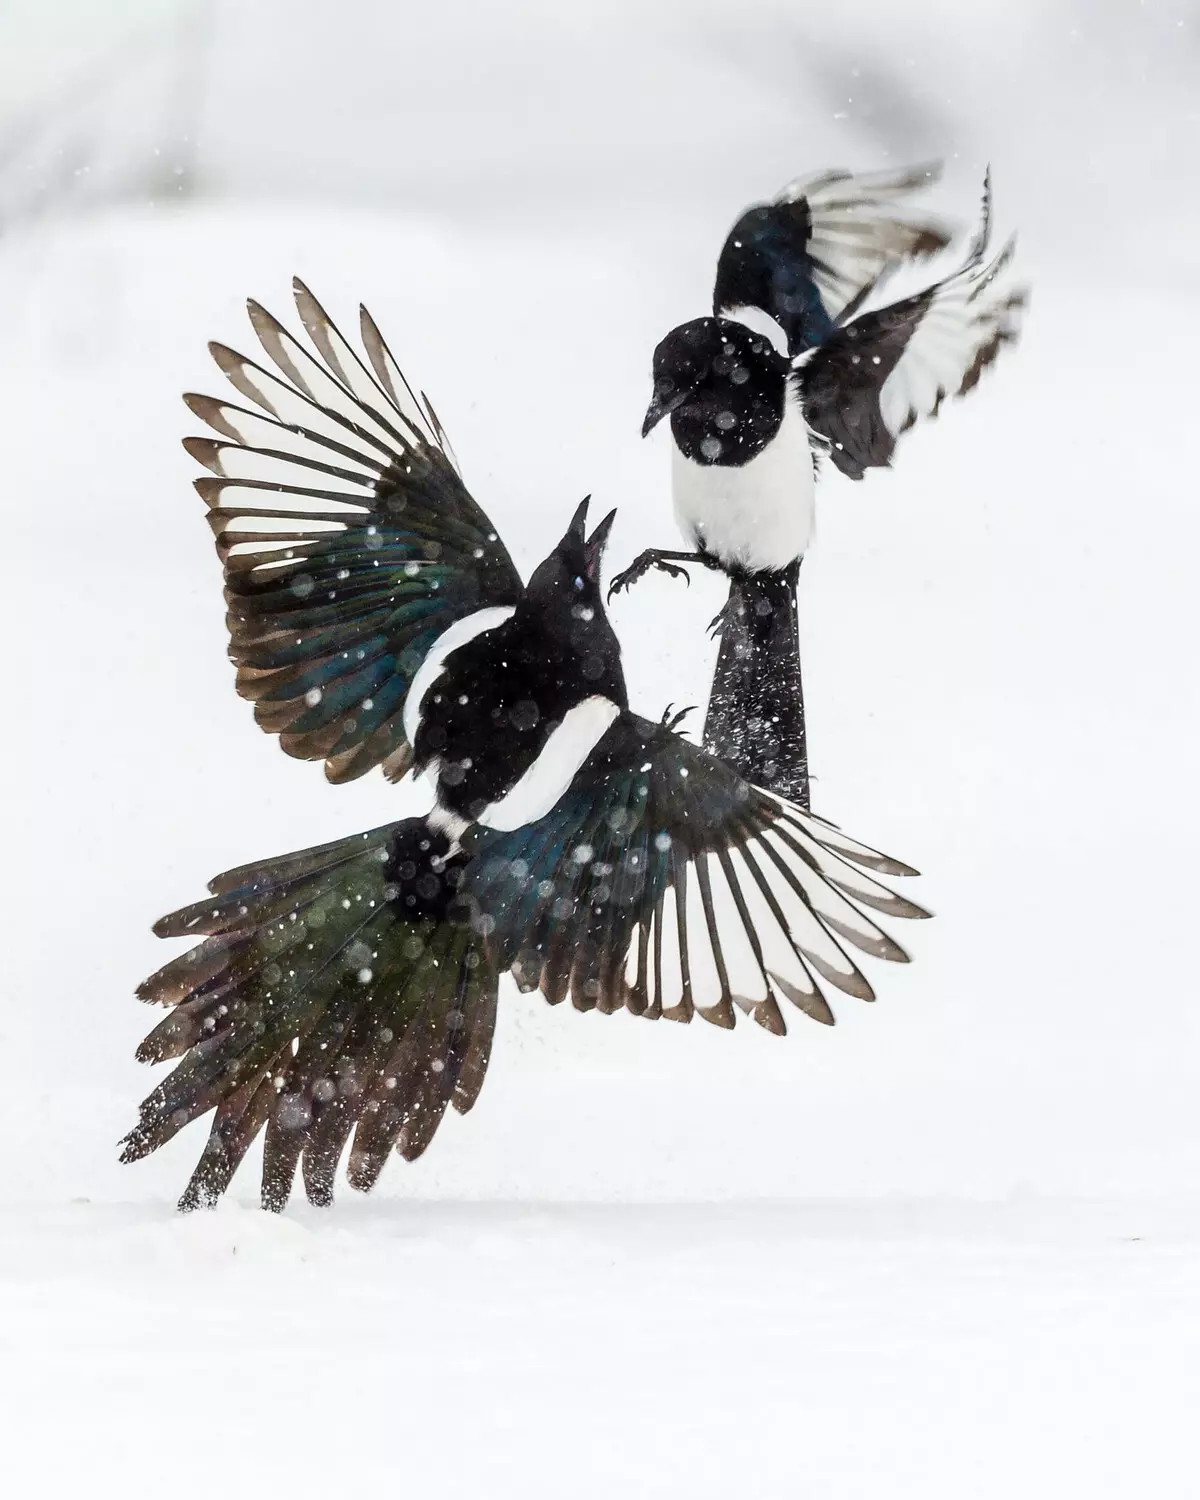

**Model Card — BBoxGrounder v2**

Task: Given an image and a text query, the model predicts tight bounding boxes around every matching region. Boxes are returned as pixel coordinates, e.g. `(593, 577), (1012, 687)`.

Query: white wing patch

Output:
(609, 784), (930, 1033)
(651, 798), (926, 1032)
(722, 303), (790, 356)
(477, 696), (621, 832)
(778, 161), (949, 323)
(879, 205), (1025, 441)
(402, 606), (517, 747)
(188, 279), (469, 587)
(724, 845), (834, 1025)
(655, 884), (686, 1019)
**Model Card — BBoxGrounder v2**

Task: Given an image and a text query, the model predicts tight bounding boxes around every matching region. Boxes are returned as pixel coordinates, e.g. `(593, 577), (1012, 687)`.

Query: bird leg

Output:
(606, 549), (720, 602)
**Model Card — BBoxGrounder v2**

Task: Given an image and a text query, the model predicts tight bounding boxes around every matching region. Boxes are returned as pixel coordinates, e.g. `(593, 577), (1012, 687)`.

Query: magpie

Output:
(610, 165), (1027, 810)
(121, 281), (930, 1211)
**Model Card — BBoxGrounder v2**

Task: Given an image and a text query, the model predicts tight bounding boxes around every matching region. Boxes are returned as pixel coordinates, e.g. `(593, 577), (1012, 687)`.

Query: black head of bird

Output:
(523, 495), (620, 661)
(642, 317), (790, 465)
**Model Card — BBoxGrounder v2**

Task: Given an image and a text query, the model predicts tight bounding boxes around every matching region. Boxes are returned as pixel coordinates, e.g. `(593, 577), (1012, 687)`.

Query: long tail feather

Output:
(123, 821), (498, 1210)
(703, 562), (809, 809)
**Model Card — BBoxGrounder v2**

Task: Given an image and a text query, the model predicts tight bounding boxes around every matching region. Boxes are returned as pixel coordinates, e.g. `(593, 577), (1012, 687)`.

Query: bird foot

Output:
(607, 550), (693, 602)
(661, 703), (698, 733)
(706, 595), (744, 639)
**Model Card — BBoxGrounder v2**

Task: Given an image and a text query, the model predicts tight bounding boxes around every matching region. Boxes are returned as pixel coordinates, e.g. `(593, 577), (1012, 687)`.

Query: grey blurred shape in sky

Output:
(1, 0), (1198, 268)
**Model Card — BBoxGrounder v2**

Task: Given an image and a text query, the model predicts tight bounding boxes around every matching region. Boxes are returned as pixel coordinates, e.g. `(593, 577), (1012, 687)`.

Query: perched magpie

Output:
(611, 164), (1027, 810)
(122, 282), (930, 1211)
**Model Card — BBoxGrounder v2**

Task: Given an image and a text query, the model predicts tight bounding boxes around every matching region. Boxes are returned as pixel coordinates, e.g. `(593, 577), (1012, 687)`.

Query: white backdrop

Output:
(1, 3), (1198, 1496)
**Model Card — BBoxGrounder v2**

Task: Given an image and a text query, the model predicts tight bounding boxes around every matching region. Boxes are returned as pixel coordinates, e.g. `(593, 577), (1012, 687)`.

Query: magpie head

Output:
(524, 498), (623, 678)
(643, 317), (790, 463)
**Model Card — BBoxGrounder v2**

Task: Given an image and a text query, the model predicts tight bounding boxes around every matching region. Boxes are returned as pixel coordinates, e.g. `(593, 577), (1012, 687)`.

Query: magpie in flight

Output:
(122, 282), (930, 1211)
(610, 164), (1027, 810)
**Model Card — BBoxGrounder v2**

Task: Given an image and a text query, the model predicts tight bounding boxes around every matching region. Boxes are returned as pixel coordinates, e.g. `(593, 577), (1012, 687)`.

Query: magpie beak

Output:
(641, 387), (689, 437)
(566, 494), (591, 544)
(585, 506), (617, 580)
(565, 496), (617, 580)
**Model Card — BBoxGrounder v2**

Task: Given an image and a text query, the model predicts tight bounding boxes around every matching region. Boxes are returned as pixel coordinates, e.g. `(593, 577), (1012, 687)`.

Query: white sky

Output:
(0, 0), (190, 117)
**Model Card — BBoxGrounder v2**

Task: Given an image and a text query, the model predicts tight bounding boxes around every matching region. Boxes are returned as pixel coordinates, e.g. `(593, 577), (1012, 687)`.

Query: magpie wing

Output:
(184, 280), (524, 783)
(713, 161), (953, 357)
(460, 714), (929, 1034)
(801, 175), (1028, 481)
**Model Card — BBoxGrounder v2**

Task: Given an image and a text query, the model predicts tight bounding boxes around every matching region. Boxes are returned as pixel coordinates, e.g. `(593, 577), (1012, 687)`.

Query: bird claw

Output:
(661, 703), (698, 733)
(707, 598), (738, 638)
(607, 552), (692, 602)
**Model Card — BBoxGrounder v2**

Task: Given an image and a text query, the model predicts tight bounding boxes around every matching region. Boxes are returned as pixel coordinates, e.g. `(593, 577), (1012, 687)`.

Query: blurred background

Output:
(1, 0), (1198, 1207)
(3, 0), (1198, 264)
(3, 0), (1198, 253)
(4, 6), (1200, 1497)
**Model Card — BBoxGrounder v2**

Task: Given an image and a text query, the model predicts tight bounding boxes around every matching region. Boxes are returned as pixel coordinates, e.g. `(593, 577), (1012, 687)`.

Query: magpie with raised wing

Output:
(610, 166), (1026, 810)
(122, 282), (929, 1212)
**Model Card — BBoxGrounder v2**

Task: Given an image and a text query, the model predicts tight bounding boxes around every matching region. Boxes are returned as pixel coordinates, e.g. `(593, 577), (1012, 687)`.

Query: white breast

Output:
(671, 391), (816, 573)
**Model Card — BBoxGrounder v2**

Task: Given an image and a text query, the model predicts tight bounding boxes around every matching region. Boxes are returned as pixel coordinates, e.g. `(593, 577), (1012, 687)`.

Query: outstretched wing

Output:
(801, 175), (1028, 481)
(460, 714), (929, 1034)
(184, 280), (524, 782)
(713, 161), (953, 357)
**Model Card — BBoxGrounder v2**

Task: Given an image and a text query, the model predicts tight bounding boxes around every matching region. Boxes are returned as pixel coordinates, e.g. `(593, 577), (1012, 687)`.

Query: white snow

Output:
(1, 1197), (1198, 1497)
(2, 1), (1200, 1494)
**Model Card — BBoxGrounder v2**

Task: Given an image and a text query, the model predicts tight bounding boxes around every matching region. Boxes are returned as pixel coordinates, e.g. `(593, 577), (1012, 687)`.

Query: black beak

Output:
(641, 387), (688, 438)
(584, 507), (617, 581)
(566, 495), (591, 545)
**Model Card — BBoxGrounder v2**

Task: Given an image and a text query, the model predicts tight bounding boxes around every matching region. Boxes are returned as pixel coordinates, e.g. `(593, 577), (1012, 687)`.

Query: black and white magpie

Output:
(122, 282), (930, 1211)
(610, 164), (1027, 810)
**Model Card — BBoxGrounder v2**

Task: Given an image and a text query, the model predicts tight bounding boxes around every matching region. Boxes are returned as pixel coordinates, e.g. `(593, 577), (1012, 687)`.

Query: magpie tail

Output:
(122, 819), (497, 1211)
(703, 563), (809, 809)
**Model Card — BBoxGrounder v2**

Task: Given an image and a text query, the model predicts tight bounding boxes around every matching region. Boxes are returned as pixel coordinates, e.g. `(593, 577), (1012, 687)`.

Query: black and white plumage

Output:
(799, 182), (1026, 479)
(124, 282), (930, 1211)
(713, 160), (953, 357)
(612, 165), (1027, 809)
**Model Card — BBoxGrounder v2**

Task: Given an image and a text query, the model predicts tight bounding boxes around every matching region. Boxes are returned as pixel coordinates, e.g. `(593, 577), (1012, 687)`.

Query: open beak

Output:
(584, 507), (617, 581)
(641, 387), (688, 438)
(566, 495), (592, 544)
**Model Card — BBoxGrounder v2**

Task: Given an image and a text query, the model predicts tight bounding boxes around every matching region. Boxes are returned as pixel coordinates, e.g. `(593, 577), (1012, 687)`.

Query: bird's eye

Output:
(573, 575), (586, 591)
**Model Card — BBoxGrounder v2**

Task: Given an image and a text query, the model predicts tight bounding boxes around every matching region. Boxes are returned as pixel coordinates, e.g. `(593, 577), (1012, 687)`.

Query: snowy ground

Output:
(4, 1197), (1198, 1498)
(3, 4), (1200, 1481)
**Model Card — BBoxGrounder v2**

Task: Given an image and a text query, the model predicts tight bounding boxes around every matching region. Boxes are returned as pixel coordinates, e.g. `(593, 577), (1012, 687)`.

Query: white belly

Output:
(671, 394), (816, 573)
